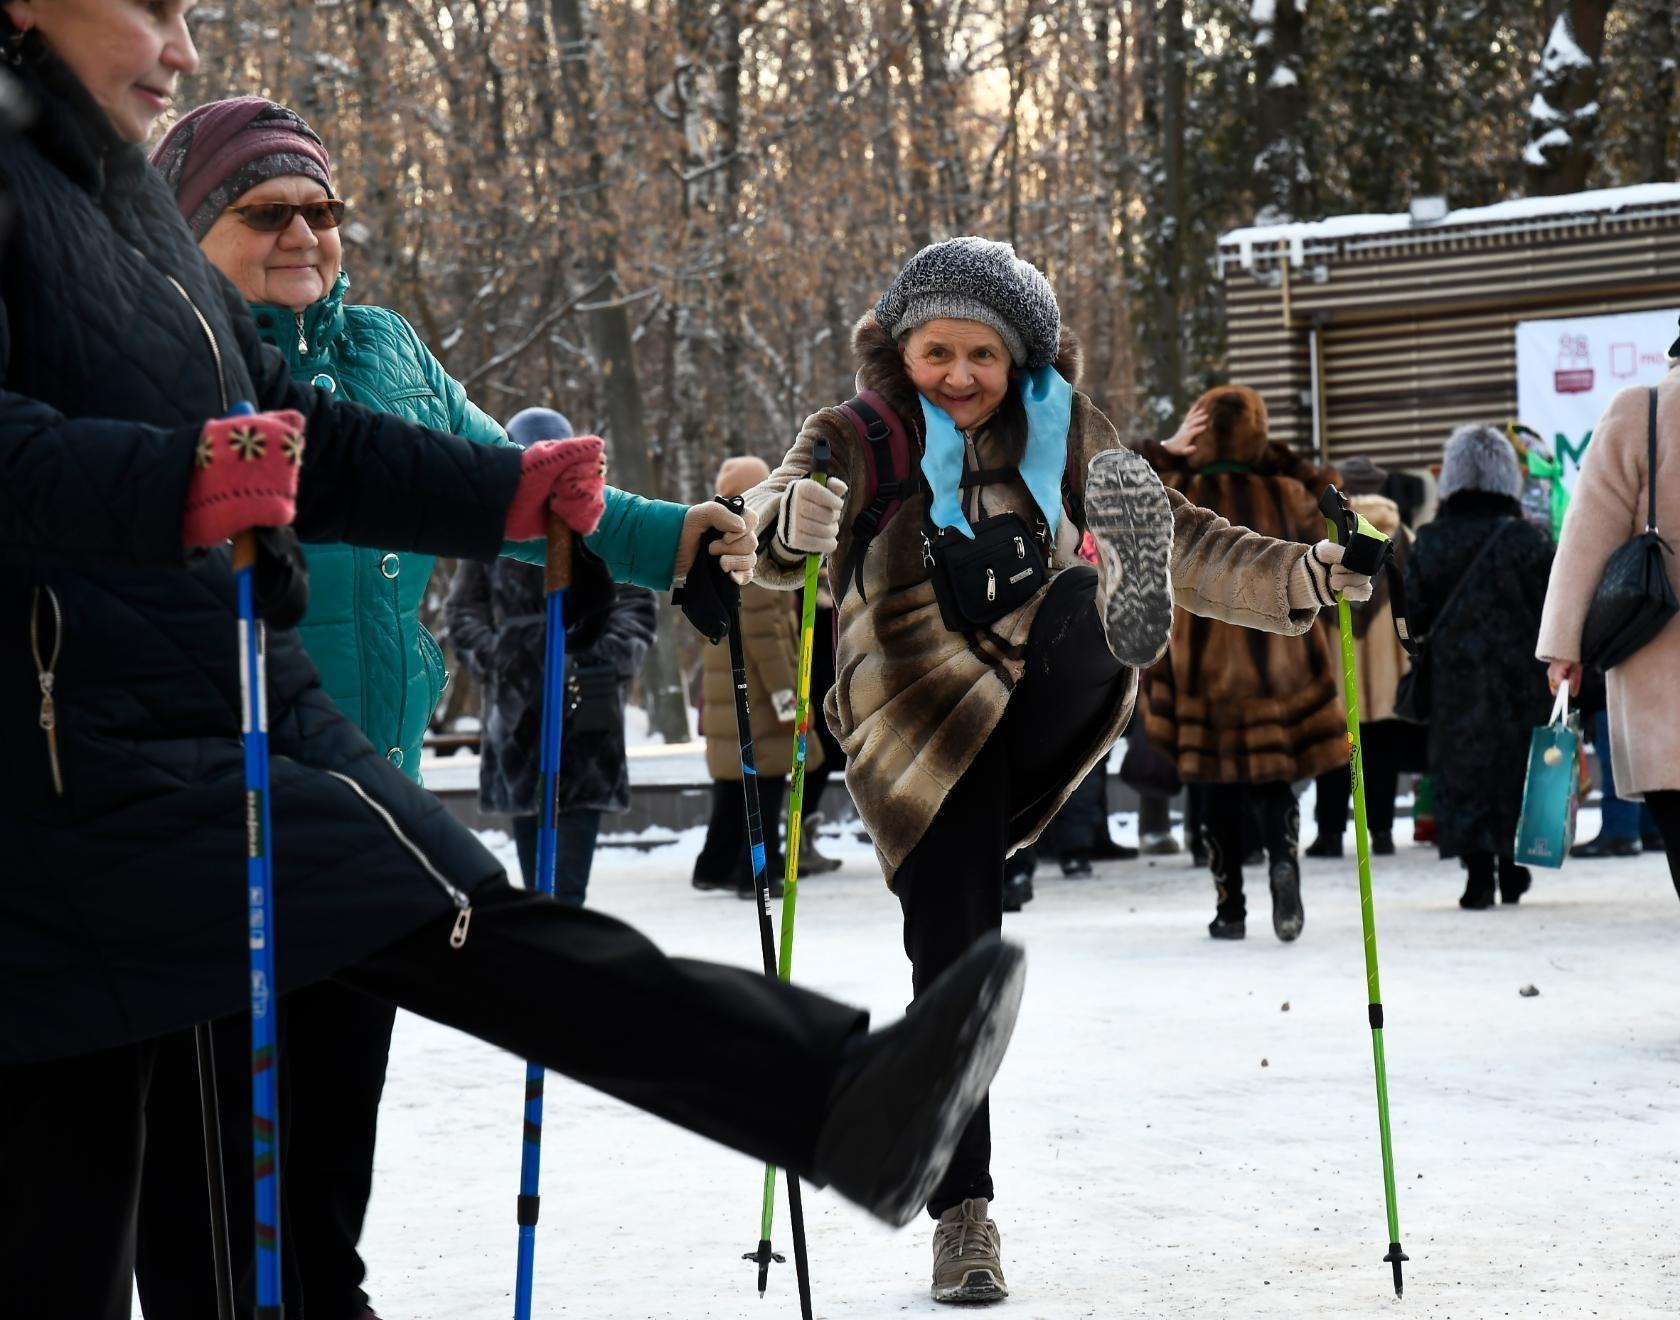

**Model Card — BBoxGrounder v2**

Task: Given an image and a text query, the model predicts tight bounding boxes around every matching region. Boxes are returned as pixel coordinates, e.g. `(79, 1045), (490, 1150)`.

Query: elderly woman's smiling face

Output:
(901, 319), (1013, 432)
(5, 0), (200, 144)
(199, 176), (343, 312)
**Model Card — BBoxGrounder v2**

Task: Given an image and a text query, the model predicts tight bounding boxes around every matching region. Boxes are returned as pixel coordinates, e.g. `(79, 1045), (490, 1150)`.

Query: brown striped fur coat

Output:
(1139, 385), (1348, 784)
(745, 327), (1322, 883)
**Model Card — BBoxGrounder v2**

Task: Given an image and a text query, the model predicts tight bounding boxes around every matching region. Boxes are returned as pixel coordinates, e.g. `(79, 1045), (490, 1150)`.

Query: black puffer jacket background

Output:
(445, 559), (657, 817)
(1403, 491), (1556, 859)
(0, 42), (526, 1063)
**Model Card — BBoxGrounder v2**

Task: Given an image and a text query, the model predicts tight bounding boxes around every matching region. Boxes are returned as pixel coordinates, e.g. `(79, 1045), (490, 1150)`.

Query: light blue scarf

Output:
(918, 365), (1072, 540)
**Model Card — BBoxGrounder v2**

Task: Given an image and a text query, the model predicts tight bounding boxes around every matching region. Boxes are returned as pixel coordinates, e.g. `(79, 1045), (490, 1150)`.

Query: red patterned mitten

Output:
(183, 410), (307, 548)
(505, 436), (607, 540)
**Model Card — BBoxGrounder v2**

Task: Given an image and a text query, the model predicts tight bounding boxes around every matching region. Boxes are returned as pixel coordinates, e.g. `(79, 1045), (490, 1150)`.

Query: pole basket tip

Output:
(1385, 1241), (1408, 1297)
(743, 1239), (784, 1294)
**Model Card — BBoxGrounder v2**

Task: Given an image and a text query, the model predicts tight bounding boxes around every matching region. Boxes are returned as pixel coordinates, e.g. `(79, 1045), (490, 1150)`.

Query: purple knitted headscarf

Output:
(151, 97), (333, 240)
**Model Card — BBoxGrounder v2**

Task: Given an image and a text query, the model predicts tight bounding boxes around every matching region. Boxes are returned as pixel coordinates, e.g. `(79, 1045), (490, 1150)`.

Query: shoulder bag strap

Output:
(1646, 387), (1659, 535)
(1421, 519), (1514, 642)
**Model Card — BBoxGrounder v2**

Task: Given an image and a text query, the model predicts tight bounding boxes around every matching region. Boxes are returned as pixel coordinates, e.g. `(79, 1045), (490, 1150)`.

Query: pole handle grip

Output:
(545, 516), (573, 594)
(232, 530), (257, 574)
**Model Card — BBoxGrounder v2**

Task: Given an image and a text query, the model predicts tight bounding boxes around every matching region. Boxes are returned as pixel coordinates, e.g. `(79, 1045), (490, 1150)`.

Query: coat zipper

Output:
(324, 770), (473, 948)
(162, 273), (230, 414)
(30, 586), (64, 797)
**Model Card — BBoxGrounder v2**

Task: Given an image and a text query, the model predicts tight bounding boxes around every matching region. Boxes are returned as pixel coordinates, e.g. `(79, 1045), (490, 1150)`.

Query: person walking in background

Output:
(1539, 360), (1680, 896)
(692, 455), (823, 898)
(1567, 668), (1660, 858)
(796, 574), (847, 875)
(1404, 425), (1555, 909)
(447, 407), (659, 904)
(1138, 386), (1348, 942)
(1305, 456), (1427, 858)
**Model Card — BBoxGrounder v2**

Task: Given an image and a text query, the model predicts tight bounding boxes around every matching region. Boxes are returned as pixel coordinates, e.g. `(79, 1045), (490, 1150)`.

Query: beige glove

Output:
(1288, 539), (1375, 611)
(675, 502), (759, 586)
(775, 477), (849, 557)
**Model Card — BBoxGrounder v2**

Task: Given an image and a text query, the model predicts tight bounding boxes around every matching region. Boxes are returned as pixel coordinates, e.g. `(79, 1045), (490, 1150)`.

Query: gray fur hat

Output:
(1438, 424), (1523, 501)
(874, 236), (1061, 369)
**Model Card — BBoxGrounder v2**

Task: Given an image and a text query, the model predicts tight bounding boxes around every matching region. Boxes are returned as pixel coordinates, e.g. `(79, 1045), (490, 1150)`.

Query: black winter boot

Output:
(812, 936), (1026, 1227)
(1498, 856), (1532, 905)
(1269, 856), (1304, 942)
(1459, 854), (1496, 910)
(1206, 827), (1246, 940)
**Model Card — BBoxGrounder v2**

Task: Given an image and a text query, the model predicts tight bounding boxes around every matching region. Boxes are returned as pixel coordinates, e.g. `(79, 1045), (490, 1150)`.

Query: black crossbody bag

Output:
(1580, 387), (1677, 670)
(921, 463), (1052, 634)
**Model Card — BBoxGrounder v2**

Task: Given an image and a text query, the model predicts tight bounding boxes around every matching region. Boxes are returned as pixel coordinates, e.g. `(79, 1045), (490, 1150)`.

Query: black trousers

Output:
(1644, 790), (1680, 899)
(1202, 781), (1299, 920)
(1314, 720), (1427, 837)
(1, 880), (864, 1320)
(895, 567), (1127, 1217)
(693, 775), (788, 888)
(135, 981), (399, 1320)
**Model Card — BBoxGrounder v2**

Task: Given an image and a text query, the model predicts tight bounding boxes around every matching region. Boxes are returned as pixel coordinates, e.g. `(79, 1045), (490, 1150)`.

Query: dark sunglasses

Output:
(228, 199), (347, 233)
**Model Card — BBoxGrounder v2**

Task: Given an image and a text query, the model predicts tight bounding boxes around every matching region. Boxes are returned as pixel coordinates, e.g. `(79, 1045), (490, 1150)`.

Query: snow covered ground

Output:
(329, 810), (1674, 1317)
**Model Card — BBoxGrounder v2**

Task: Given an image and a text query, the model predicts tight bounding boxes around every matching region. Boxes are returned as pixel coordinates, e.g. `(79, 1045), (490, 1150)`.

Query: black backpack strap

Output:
(835, 393), (910, 604)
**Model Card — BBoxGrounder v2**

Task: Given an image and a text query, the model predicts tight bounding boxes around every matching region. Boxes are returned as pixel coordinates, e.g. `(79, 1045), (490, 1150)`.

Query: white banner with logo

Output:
(1515, 309), (1677, 491)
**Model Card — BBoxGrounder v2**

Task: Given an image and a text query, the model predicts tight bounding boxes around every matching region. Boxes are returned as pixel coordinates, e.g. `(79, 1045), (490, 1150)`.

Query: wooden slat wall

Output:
(1221, 207), (1680, 469)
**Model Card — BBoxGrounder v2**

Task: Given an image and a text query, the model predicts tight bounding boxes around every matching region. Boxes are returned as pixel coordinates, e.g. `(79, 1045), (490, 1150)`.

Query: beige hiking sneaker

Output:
(931, 1197), (1008, 1303)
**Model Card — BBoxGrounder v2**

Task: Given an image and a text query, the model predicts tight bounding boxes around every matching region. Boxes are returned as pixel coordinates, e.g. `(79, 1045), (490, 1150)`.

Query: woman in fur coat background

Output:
(1137, 385), (1348, 942)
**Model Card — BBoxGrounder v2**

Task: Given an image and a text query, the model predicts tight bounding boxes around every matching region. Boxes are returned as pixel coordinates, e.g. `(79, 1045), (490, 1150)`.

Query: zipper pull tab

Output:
(294, 312), (308, 356)
(448, 902), (472, 949)
(921, 532), (935, 568)
(1014, 535), (1025, 559)
(986, 567), (997, 602)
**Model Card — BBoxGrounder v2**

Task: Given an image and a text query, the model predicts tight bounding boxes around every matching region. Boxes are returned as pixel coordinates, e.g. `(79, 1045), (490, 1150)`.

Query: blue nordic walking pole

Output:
(513, 516), (573, 1320)
(229, 400), (285, 1320)
(1319, 485), (1410, 1298)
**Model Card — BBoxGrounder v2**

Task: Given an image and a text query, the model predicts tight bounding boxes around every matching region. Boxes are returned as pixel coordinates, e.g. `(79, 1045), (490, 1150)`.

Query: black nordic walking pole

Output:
(704, 494), (815, 1317)
(1320, 485), (1410, 1298)
(513, 515), (573, 1320)
(194, 1022), (236, 1320)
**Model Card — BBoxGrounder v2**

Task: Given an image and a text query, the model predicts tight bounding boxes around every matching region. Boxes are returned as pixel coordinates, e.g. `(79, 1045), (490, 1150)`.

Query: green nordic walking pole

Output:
(1319, 485), (1410, 1298)
(755, 436), (831, 1306)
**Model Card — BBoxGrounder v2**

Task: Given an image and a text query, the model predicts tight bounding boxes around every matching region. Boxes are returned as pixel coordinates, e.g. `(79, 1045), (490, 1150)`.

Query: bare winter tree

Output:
(1524, 0), (1613, 195)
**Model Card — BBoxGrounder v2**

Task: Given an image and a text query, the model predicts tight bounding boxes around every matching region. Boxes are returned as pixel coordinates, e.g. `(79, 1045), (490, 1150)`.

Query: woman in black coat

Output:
(446, 405), (659, 903)
(1404, 425), (1556, 908)
(0, 8), (1020, 1316)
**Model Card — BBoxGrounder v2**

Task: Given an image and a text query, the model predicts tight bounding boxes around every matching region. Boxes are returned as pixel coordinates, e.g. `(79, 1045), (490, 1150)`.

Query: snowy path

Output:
(343, 819), (1676, 1318)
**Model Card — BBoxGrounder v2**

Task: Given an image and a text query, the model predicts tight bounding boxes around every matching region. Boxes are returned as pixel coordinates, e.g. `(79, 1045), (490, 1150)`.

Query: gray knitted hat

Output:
(1438, 424), (1523, 501)
(874, 236), (1061, 369)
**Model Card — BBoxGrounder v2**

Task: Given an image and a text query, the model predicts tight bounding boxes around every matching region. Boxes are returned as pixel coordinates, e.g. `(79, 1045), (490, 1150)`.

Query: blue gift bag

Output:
(1514, 686), (1582, 868)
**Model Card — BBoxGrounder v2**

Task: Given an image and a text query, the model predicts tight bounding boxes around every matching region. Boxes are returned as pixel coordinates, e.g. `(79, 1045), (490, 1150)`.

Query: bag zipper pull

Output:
(37, 672), (63, 797)
(986, 567), (997, 602)
(449, 901), (472, 949)
(1014, 535), (1025, 559)
(921, 532), (935, 568)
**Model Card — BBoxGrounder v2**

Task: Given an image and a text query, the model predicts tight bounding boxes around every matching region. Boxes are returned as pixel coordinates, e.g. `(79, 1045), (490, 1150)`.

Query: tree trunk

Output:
(1524, 0), (1612, 195)
(908, 0), (972, 232)
(1252, 0), (1308, 224)
(549, 0), (694, 742)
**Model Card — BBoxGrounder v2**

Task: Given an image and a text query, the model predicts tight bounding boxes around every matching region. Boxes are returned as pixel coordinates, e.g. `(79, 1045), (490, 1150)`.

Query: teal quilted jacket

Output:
(251, 271), (686, 780)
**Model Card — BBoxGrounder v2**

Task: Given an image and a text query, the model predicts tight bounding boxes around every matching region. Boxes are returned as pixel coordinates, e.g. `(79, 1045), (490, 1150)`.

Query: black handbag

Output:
(921, 455), (1052, 634)
(1393, 521), (1513, 724)
(1580, 388), (1677, 670)
(565, 660), (623, 735)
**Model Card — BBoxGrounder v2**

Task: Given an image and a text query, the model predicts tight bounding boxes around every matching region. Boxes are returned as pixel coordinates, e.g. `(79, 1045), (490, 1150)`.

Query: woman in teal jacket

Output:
(141, 98), (748, 1318)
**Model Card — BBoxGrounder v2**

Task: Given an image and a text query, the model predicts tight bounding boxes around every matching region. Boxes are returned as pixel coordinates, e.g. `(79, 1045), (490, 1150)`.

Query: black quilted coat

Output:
(0, 46), (525, 1063)
(1402, 491), (1556, 859)
(444, 561), (657, 817)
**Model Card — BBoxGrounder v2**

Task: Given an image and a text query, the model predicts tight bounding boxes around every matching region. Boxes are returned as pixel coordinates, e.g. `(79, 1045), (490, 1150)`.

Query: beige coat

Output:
(1342, 494), (1413, 724)
(1537, 371), (1680, 799)
(699, 583), (823, 781)
(744, 317), (1320, 883)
